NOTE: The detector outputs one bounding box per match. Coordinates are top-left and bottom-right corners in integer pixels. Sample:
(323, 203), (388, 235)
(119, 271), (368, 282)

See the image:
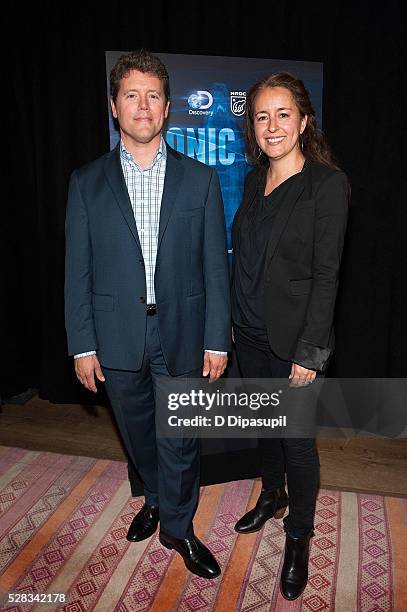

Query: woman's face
(253, 86), (307, 162)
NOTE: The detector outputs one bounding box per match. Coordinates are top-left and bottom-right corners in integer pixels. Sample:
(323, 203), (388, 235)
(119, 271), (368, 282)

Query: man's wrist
(74, 351), (96, 359)
(205, 349), (227, 356)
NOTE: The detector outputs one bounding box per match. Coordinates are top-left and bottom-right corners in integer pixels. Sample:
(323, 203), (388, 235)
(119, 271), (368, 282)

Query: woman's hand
(289, 363), (316, 387)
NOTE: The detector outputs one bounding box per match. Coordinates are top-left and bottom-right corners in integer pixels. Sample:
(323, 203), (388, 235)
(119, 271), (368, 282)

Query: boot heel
(274, 505), (287, 519)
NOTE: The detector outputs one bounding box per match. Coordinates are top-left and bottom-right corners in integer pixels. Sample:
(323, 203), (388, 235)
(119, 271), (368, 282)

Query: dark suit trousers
(102, 315), (201, 539)
(235, 330), (320, 537)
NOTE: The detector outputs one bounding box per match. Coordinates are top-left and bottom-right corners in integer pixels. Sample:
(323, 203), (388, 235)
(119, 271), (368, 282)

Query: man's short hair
(110, 49), (170, 102)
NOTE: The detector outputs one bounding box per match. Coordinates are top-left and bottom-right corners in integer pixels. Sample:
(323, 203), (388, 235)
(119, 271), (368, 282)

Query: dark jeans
(235, 329), (320, 537)
(102, 315), (201, 539)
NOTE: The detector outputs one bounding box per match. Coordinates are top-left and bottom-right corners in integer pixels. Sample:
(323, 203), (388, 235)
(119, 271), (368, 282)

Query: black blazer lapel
(233, 168), (264, 247)
(104, 145), (142, 252)
(265, 170), (306, 267)
(158, 145), (184, 248)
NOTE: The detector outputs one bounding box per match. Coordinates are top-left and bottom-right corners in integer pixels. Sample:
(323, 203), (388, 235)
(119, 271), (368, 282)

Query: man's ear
(110, 97), (118, 119)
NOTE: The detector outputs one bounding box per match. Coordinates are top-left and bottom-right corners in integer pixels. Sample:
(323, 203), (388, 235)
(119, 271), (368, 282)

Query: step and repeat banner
(105, 52), (323, 252)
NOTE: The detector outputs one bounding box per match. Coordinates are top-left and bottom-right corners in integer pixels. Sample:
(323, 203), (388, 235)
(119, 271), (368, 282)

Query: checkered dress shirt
(120, 137), (166, 305)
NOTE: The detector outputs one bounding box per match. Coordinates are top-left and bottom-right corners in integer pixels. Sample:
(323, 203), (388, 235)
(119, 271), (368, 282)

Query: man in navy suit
(65, 50), (230, 578)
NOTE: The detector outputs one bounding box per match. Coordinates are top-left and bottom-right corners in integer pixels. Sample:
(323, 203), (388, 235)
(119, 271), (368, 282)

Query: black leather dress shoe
(159, 531), (221, 579)
(234, 487), (288, 534)
(126, 504), (159, 542)
(280, 530), (313, 600)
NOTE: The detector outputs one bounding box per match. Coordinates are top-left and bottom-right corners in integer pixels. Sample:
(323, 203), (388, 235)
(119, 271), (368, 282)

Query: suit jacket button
(139, 259), (144, 265)
(139, 297), (146, 303)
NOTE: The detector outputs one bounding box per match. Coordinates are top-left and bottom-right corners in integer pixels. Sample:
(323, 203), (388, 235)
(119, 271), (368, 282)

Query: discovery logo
(187, 90), (214, 116)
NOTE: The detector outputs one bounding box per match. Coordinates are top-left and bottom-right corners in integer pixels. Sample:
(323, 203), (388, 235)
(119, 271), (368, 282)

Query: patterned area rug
(0, 446), (405, 611)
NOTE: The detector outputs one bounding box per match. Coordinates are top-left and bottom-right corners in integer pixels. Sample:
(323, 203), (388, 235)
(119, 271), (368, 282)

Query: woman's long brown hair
(245, 72), (339, 169)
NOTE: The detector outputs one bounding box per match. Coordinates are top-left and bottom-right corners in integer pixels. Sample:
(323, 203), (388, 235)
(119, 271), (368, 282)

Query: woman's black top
(231, 169), (306, 345)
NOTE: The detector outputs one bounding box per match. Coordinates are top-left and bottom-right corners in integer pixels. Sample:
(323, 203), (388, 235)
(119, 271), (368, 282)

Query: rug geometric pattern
(0, 446), (405, 611)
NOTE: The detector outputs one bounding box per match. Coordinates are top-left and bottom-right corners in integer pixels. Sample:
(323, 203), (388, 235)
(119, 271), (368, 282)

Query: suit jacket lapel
(265, 169), (306, 267)
(104, 145), (142, 252)
(158, 145), (184, 248)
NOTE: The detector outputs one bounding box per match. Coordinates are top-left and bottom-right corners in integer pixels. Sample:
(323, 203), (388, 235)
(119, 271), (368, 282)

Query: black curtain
(3, 2), (406, 402)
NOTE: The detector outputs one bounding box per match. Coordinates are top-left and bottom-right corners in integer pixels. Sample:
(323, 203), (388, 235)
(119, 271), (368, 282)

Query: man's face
(110, 70), (169, 147)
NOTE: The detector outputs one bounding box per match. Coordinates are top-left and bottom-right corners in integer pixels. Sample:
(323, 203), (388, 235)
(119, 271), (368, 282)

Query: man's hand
(203, 352), (227, 382)
(75, 354), (105, 393)
(289, 363), (316, 387)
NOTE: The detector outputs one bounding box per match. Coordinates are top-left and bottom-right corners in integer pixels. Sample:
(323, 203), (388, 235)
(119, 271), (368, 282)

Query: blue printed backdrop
(106, 52), (323, 251)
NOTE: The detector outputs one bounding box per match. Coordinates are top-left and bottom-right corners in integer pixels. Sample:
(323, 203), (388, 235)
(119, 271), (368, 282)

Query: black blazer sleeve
(293, 170), (350, 371)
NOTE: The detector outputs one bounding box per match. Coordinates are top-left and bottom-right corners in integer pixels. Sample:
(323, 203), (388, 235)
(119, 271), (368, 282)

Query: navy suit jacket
(65, 143), (231, 374)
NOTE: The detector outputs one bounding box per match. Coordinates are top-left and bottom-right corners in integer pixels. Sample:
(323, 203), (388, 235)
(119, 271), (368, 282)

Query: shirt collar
(120, 136), (167, 169)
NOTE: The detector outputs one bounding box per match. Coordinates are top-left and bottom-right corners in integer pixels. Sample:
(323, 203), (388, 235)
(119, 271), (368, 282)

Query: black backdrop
(3, 2), (406, 405)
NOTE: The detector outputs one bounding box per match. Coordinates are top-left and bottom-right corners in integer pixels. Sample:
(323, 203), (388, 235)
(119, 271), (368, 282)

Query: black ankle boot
(280, 529), (313, 600)
(234, 487), (288, 534)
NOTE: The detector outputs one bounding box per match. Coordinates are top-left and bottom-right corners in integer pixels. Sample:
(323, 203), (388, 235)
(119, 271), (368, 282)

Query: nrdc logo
(187, 91), (214, 115)
(230, 91), (246, 116)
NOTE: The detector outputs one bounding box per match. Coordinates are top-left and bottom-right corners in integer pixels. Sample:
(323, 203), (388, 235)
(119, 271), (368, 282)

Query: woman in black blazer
(231, 73), (349, 600)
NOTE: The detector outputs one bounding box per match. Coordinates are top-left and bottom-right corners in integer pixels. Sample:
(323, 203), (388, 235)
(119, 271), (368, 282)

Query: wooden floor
(1, 395), (406, 497)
